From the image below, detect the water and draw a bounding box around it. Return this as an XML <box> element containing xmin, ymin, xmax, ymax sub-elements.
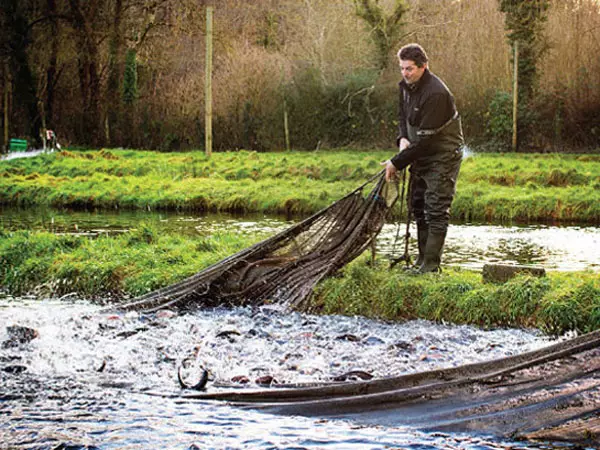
<box><xmin>0</xmin><ymin>149</ymin><xmax>50</xmax><ymax>161</ymax></box>
<box><xmin>1</xmin><ymin>206</ymin><xmax>599</xmax><ymax>272</ymax></box>
<box><xmin>1</xmin><ymin>207</ymin><xmax>598</xmax><ymax>448</ymax></box>
<box><xmin>1</xmin><ymin>296</ymin><xmax>568</xmax><ymax>449</ymax></box>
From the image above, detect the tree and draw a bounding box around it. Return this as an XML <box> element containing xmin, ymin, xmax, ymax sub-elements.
<box><xmin>67</xmin><ymin>0</ymin><xmax>104</xmax><ymax>145</ymax></box>
<box><xmin>45</xmin><ymin>0</ymin><xmax>60</xmax><ymax>133</ymax></box>
<box><xmin>353</xmin><ymin>0</ymin><xmax>409</xmax><ymax>71</ymax></box>
<box><xmin>105</xmin><ymin>0</ymin><xmax>124</xmax><ymax>146</ymax></box>
<box><xmin>499</xmin><ymin>0</ymin><xmax>550</xmax><ymax>102</ymax></box>
<box><xmin>1</xmin><ymin>0</ymin><xmax>42</xmax><ymax>146</ymax></box>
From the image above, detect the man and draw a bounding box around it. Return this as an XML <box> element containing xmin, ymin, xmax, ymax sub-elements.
<box><xmin>382</xmin><ymin>43</ymin><xmax>464</xmax><ymax>273</ymax></box>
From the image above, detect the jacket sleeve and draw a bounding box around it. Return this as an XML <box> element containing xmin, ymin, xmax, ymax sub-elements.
<box><xmin>391</xmin><ymin>92</ymin><xmax>453</xmax><ymax>170</ymax></box>
<box><xmin>396</xmin><ymin>87</ymin><xmax>408</xmax><ymax>146</ymax></box>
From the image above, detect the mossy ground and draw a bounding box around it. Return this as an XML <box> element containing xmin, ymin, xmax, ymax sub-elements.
<box><xmin>1</xmin><ymin>149</ymin><xmax>600</xmax><ymax>222</ymax></box>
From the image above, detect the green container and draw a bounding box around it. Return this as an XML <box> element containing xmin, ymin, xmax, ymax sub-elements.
<box><xmin>9</xmin><ymin>139</ymin><xmax>27</xmax><ymax>151</ymax></box>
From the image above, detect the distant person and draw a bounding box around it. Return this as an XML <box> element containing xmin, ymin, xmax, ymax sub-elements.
<box><xmin>381</xmin><ymin>43</ymin><xmax>464</xmax><ymax>273</ymax></box>
<box><xmin>45</xmin><ymin>129</ymin><xmax>61</xmax><ymax>151</ymax></box>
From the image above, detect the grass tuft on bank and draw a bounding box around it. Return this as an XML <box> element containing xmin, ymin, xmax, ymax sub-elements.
<box><xmin>1</xmin><ymin>228</ymin><xmax>598</xmax><ymax>335</ymax></box>
<box><xmin>0</xmin><ymin>226</ymin><xmax>263</xmax><ymax>300</ymax></box>
<box><xmin>1</xmin><ymin>149</ymin><xmax>600</xmax><ymax>222</ymax></box>
<box><xmin>311</xmin><ymin>255</ymin><xmax>600</xmax><ymax>335</ymax></box>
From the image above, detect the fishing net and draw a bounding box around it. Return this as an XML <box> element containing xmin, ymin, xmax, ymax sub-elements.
<box><xmin>113</xmin><ymin>171</ymin><xmax>398</xmax><ymax>313</ymax></box>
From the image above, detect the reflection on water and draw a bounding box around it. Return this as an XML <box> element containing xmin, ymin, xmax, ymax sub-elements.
<box><xmin>0</xmin><ymin>298</ymin><xmax>559</xmax><ymax>449</ymax></box>
<box><xmin>440</xmin><ymin>223</ymin><xmax>600</xmax><ymax>272</ymax></box>
<box><xmin>2</xmin><ymin>206</ymin><xmax>599</xmax><ymax>271</ymax></box>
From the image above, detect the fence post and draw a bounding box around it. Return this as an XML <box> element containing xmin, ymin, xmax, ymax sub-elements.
<box><xmin>3</xmin><ymin>66</ymin><xmax>9</xmax><ymax>153</ymax></box>
<box><xmin>205</xmin><ymin>6</ymin><xmax>213</xmax><ymax>157</ymax></box>
<box><xmin>512</xmin><ymin>40</ymin><xmax>519</xmax><ymax>152</ymax></box>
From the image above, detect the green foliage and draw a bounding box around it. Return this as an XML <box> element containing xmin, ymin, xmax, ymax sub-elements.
<box><xmin>498</xmin><ymin>0</ymin><xmax>551</xmax><ymax>150</ymax></box>
<box><xmin>499</xmin><ymin>0</ymin><xmax>550</xmax><ymax>101</ymax></box>
<box><xmin>0</xmin><ymin>227</ymin><xmax>260</xmax><ymax>299</ymax></box>
<box><xmin>284</xmin><ymin>68</ymin><xmax>388</xmax><ymax>148</ymax></box>
<box><xmin>311</xmin><ymin>260</ymin><xmax>600</xmax><ymax>333</ymax></box>
<box><xmin>1</xmin><ymin>226</ymin><xmax>598</xmax><ymax>334</ymax></box>
<box><xmin>353</xmin><ymin>0</ymin><xmax>409</xmax><ymax>70</ymax></box>
<box><xmin>127</xmin><ymin>222</ymin><xmax>158</xmax><ymax>245</ymax></box>
<box><xmin>485</xmin><ymin>91</ymin><xmax>512</xmax><ymax>149</ymax></box>
<box><xmin>538</xmin><ymin>277</ymin><xmax>600</xmax><ymax>335</ymax></box>
<box><xmin>0</xmin><ymin>231</ymin><xmax>83</xmax><ymax>295</ymax></box>
<box><xmin>2</xmin><ymin>150</ymin><xmax>600</xmax><ymax>223</ymax></box>
<box><xmin>418</xmin><ymin>279</ymin><xmax>475</xmax><ymax>322</ymax></box>
<box><xmin>122</xmin><ymin>48</ymin><xmax>138</xmax><ymax>105</ymax></box>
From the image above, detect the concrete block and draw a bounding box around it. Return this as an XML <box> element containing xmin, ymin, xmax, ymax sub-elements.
<box><xmin>482</xmin><ymin>263</ymin><xmax>546</xmax><ymax>283</ymax></box>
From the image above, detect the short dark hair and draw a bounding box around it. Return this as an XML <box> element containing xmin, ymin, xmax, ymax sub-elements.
<box><xmin>398</xmin><ymin>44</ymin><xmax>428</xmax><ymax>67</ymax></box>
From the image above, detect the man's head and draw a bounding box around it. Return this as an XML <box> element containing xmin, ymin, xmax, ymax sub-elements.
<box><xmin>398</xmin><ymin>43</ymin><xmax>428</xmax><ymax>85</ymax></box>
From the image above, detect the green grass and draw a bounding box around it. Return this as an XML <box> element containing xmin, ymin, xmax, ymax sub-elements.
<box><xmin>310</xmin><ymin>255</ymin><xmax>600</xmax><ymax>335</ymax></box>
<box><xmin>2</xmin><ymin>148</ymin><xmax>599</xmax><ymax>334</ymax></box>
<box><xmin>0</xmin><ymin>225</ymin><xmax>264</xmax><ymax>299</ymax></box>
<box><xmin>0</xmin><ymin>226</ymin><xmax>598</xmax><ymax>334</ymax></box>
<box><xmin>1</xmin><ymin>149</ymin><xmax>599</xmax><ymax>222</ymax></box>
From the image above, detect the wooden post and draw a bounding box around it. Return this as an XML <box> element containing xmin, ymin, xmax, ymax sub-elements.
<box><xmin>38</xmin><ymin>100</ymin><xmax>47</xmax><ymax>151</ymax></box>
<box><xmin>512</xmin><ymin>40</ymin><xmax>519</xmax><ymax>152</ymax></box>
<box><xmin>283</xmin><ymin>97</ymin><xmax>290</xmax><ymax>151</ymax></box>
<box><xmin>205</xmin><ymin>6</ymin><xmax>213</xmax><ymax>157</ymax></box>
<box><xmin>280</xmin><ymin>63</ymin><xmax>290</xmax><ymax>152</ymax></box>
<box><xmin>3</xmin><ymin>66</ymin><xmax>9</xmax><ymax>153</ymax></box>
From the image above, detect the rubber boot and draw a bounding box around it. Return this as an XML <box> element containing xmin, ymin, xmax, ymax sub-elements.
<box><xmin>405</xmin><ymin>223</ymin><xmax>428</xmax><ymax>271</ymax></box>
<box><xmin>418</xmin><ymin>230</ymin><xmax>447</xmax><ymax>274</ymax></box>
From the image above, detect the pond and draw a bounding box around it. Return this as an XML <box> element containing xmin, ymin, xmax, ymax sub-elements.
<box><xmin>1</xmin><ymin>296</ymin><xmax>565</xmax><ymax>449</ymax></box>
<box><xmin>2</xmin><ymin>205</ymin><xmax>599</xmax><ymax>272</ymax></box>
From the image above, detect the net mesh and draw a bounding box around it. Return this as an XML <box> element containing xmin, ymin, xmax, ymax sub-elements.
<box><xmin>112</xmin><ymin>171</ymin><xmax>398</xmax><ymax>313</ymax></box>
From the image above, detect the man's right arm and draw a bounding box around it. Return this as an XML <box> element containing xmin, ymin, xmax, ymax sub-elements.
<box><xmin>396</xmin><ymin>87</ymin><xmax>408</xmax><ymax>147</ymax></box>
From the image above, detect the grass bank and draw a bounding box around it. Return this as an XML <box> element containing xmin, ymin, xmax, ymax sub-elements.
<box><xmin>1</xmin><ymin>149</ymin><xmax>600</xmax><ymax>222</ymax></box>
<box><xmin>311</xmin><ymin>255</ymin><xmax>600</xmax><ymax>336</ymax></box>
<box><xmin>0</xmin><ymin>226</ymin><xmax>264</xmax><ymax>301</ymax></box>
<box><xmin>0</xmin><ymin>228</ymin><xmax>598</xmax><ymax>335</ymax></box>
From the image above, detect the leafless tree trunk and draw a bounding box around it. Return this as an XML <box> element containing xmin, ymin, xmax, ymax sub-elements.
<box><xmin>45</xmin><ymin>0</ymin><xmax>59</xmax><ymax>131</ymax></box>
<box><xmin>68</xmin><ymin>0</ymin><xmax>102</xmax><ymax>145</ymax></box>
<box><xmin>106</xmin><ymin>0</ymin><xmax>123</xmax><ymax>146</ymax></box>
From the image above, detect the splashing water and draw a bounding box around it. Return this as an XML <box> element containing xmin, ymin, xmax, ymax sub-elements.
<box><xmin>0</xmin><ymin>295</ymin><xmax>568</xmax><ymax>449</ymax></box>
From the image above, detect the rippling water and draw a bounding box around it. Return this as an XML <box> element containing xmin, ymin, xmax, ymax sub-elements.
<box><xmin>2</xmin><ymin>206</ymin><xmax>599</xmax><ymax>272</ymax></box>
<box><xmin>1</xmin><ymin>296</ymin><xmax>573</xmax><ymax>449</ymax></box>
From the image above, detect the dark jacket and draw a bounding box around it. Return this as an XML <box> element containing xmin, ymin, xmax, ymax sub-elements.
<box><xmin>391</xmin><ymin>69</ymin><xmax>464</xmax><ymax>171</ymax></box>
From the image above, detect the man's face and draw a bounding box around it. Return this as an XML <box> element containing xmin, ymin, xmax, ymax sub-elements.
<box><xmin>400</xmin><ymin>59</ymin><xmax>427</xmax><ymax>85</ymax></box>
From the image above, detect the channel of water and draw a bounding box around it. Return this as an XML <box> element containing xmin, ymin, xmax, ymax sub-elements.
<box><xmin>2</xmin><ymin>205</ymin><xmax>599</xmax><ymax>271</ymax></box>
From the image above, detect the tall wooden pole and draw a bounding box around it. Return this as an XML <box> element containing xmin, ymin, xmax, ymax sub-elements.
<box><xmin>283</xmin><ymin>97</ymin><xmax>290</xmax><ymax>151</ymax></box>
<box><xmin>512</xmin><ymin>40</ymin><xmax>519</xmax><ymax>152</ymax></box>
<box><xmin>205</xmin><ymin>6</ymin><xmax>213</xmax><ymax>157</ymax></box>
<box><xmin>3</xmin><ymin>66</ymin><xmax>9</xmax><ymax>153</ymax></box>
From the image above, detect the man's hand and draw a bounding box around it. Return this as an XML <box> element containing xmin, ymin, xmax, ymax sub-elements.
<box><xmin>380</xmin><ymin>159</ymin><xmax>397</xmax><ymax>182</ymax></box>
<box><xmin>399</xmin><ymin>137</ymin><xmax>410</xmax><ymax>152</ymax></box>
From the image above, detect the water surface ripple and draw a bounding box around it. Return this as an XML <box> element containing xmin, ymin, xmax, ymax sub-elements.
<box><xmin>0</xmin><ymin>297</ymin><xmax>574</xmax><ymax>449</ymax></box>
<box><xmin>2</xmin><ymin>207</ymin><xmax>598</xmax><ymax>271</ymax></box>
